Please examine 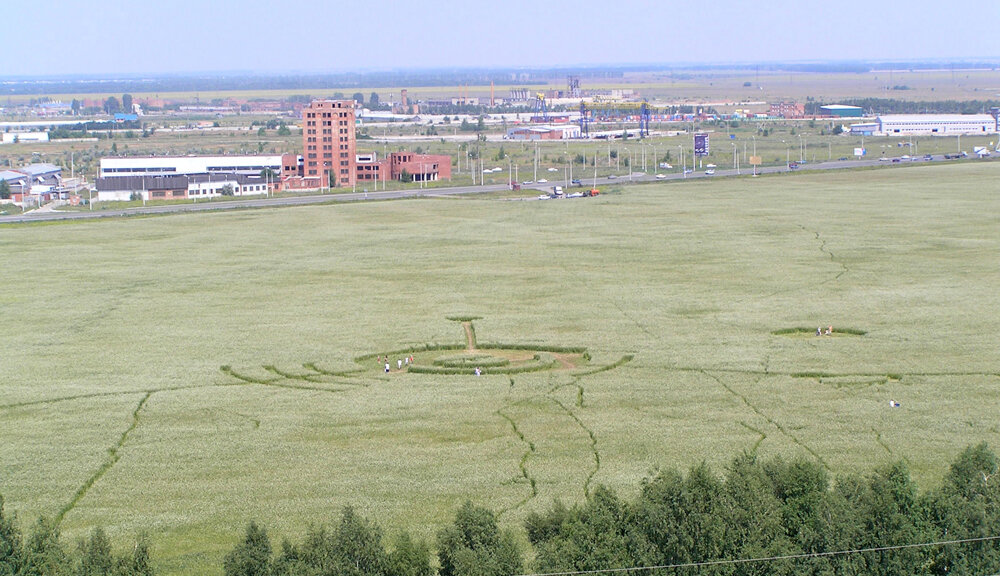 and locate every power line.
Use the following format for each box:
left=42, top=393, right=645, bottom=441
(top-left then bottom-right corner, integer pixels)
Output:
left=516, top=535, right=1000, bottom=576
